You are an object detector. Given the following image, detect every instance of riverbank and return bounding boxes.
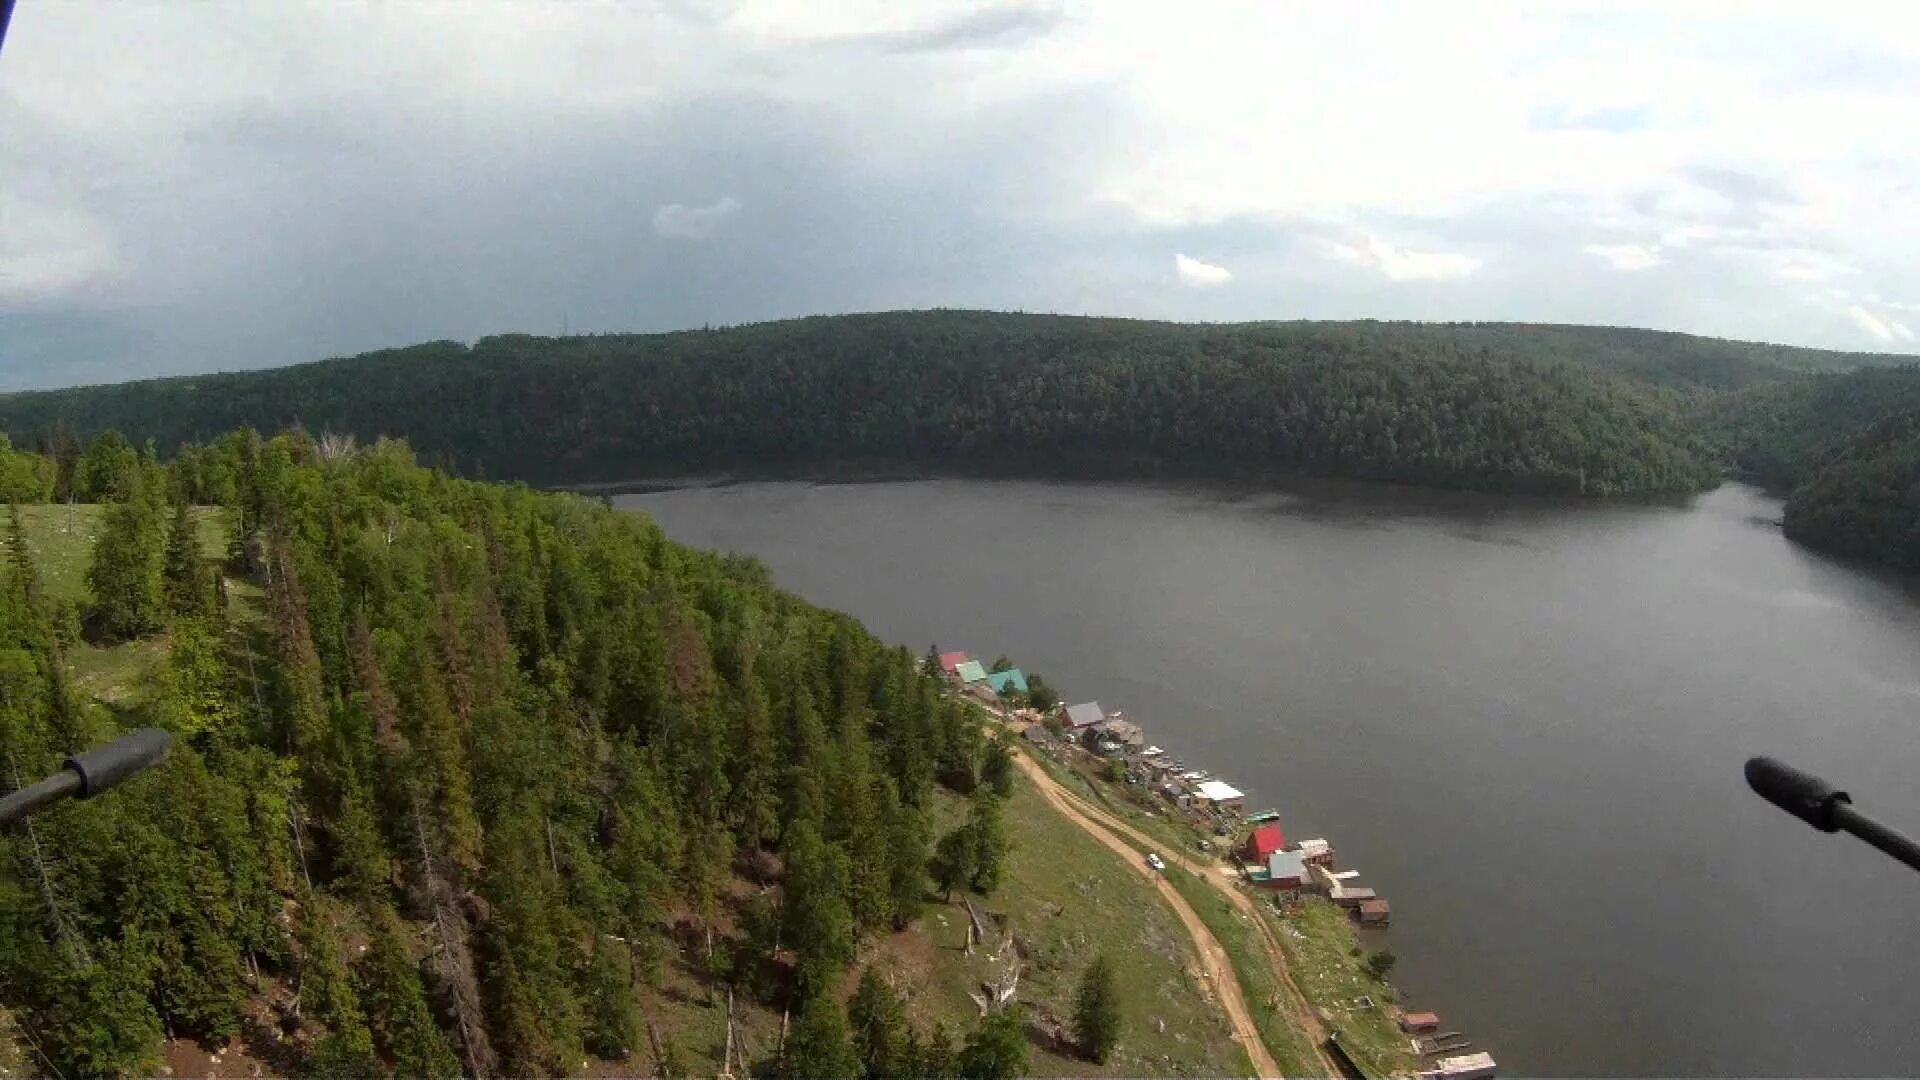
[937,655,1492,1079]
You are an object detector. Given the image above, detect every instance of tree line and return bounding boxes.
[0,426,1122,1078]
[1702,365,1920,571]
[0,312,1742,498]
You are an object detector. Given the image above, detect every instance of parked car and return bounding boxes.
[1146,853,1166,872]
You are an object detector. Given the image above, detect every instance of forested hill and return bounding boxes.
[0,430,1045,1078]
[0,311,1803,497]
[1703,365,1920,571]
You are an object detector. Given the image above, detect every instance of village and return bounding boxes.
[934,649,1497,1080]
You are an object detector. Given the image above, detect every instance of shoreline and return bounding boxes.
[937,658,1496,1080]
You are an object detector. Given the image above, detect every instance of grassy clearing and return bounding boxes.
[579,761,1258,1079]
[10,504,237,711]
[1270,898,1420,1077]
[1162,866,1324,1078]
[13,503,231,608]
[867,768,1255,1078]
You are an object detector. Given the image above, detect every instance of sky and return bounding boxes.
[4,1,1920,390]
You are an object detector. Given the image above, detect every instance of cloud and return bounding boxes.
[1328,237,1481,282]
[652,197,742,239]
[0,195,119,304]
[1847,305,1917,344]
[881,4,1065,53]
[6,2,1920,384]
[1529,103,1654,133]
[1583,243,1662,271]
[1173,253,1231,287]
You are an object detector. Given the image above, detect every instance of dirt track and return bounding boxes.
[1002,746,1287,1078]
[993,727,1342,1078]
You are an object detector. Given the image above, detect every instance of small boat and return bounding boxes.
[1245,809,1282,823]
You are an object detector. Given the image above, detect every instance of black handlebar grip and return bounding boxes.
[1746,755,1850,832]
[65,728,172,798]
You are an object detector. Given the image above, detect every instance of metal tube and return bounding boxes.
[1832,803,1920,875]
[0,769,81,829]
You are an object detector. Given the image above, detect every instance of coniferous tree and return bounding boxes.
[958,1005,1030,1080]
[1072,954,1123,1063]
[86,481,166,638]
[783,992,862,1080]
[848,967,909,1080]
[162,496,211,616]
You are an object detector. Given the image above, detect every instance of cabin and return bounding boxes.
[1192,779,1246,812]
[985,668,1028,695]
[1420,1051,1497,1080]
[1094,717,1144,749]
[1064,701,1105,730]
[937,650,971,676]
[1243,822,1287,862]
[1254,849,1310,890]
[1358,898,1392,925]
[954,660,988,685]
[1297,837,1334,866]
[1332,886,1378,909]
[1400,1011,1441,1034]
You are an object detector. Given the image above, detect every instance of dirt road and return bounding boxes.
[1002,746,1286,1078]
[993,727,1342,1078]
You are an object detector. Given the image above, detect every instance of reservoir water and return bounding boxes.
[620,478,1920,1076]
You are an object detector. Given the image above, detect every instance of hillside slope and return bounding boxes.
[0,430,1261,1079]
[0,311,1813,497]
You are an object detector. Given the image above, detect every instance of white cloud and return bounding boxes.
[1583,243,1663,272]
[652,197,742,239]
[1173,253,1231,287]
[1329,236,1481,282]
[0,195,119,303]
[1846,305,1916,344]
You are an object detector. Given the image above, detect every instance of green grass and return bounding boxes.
[593,760,1260,1079]
[1270,899,1420,1077]
[877,769,1255,1078]
[1162,866,1324,1078]
[13,503,232,608]
[11,503,237,710]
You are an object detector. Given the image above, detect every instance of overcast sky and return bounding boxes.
[4,1,1920,389]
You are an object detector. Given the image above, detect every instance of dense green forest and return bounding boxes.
[0,312,1751,497]
[8,308,1920,568]
[0,428,1048,1078]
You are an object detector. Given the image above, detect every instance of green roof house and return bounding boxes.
[954,660,988,684]
[986,668,1028,695]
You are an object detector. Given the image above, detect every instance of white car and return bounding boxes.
[1146,853,1166,872]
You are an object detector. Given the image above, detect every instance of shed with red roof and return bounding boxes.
[1243,822,1286,862]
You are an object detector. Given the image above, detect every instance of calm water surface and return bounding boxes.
[621,478,1920,1077]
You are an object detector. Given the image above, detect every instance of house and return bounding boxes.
[1192,780,1246,811]
[954,660,988,684]
[1358,898,1391,925]
[1022,724,1054,747]
[1297,837,1334,866]
[986,668,1028,695]
[1332,886,1377,909]
[1399,1011,1441,1034]
[937,651,971,675]
[1419,1052,1497,1080]
[1095,717,1144,747]
[1243,822,1287,862]
[1258,849,1310,890]
[1064,701,1105,729]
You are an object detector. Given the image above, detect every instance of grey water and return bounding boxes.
[620,478,1920,1077]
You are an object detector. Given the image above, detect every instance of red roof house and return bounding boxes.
[937,651,971,675]
[1243,823,1287,861]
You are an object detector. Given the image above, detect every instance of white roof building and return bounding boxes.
[1193,780,1245,803]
